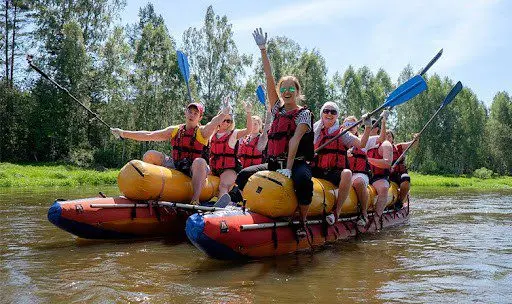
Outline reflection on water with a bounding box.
[0,186,511,303]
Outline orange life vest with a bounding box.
[348,147,370,175]
[171,125,207,162]
[209,131,239,172]
[391,144,407,175]
[238,134,264,168]
[367,142,390,180]
[314,127,348,170]
[267,106,314,161]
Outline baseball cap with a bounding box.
[187,102,204,115]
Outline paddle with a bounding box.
[26,55,116,131]
[371,49,444,129]
[391,81,463,170]
[315,74,427,153]
[177,50,192,102]
[256,84,265,105]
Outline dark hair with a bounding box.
[371,119,380,129]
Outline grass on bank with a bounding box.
[0,162,511,190]
[0,162,118,188]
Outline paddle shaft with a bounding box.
[27,57,115,130]
[391,103,443,169]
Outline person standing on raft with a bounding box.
[386,130,418,209]
[210,100,254,203]
[110,101,231,205]
[312,103,372,226]
[229,28,314,238]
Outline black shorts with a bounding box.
[390,172,410,184]
[312,167,341,185]
[211,164,242,177]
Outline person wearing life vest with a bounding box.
[237,109,271,168]
[210,100,254,198]
[386,130,419,208]
[312,102,372,226]
[110,101,231,205]
[364,111,393,226]
[343,115,372,226]
[229,28,314,238]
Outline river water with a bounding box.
[0,186,511,303]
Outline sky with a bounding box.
[119,0,512,107]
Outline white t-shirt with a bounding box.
[363,135,379,152]
[316,125,357,147]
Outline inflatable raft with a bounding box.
[186,200,409,260]
[47,196,223,240]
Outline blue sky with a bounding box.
[120,0,511,107]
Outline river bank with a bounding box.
[0,162,511,190]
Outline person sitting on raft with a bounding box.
[386,130,419,209]
[110,101,231,205]
[229,28,314,238]
[237,107,271,169]
[210,100,254,202]
[365,111,393,227]
[342,115,372,226]
[312,102,372,226]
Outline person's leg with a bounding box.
[142,150,165,166]
[190,158,209,204]
[291,161,313,223]
[333,169,352,218]
[372,178,390,225]
[218,169,236,198]
[352,173,369,220]
[229,163,268,203]
[398,173,411,203]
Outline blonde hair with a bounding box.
[252,115,263,133]
[276,75,305,102]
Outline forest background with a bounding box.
[1,1,511,177]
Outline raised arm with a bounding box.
[235,101,254,139]
[352,114,372,148]
[376,110,389,144]
[256,104,272,152]
[398,133,420,150]
[200,97,231,139]
[110,126,176,142]
[253,28,279,109]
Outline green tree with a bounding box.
[182,5,251,120]
[486,92,512,174]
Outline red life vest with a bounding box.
[209,131,239,172]
[171,125,207,162]
[391,144,407,175]
[267,106,314,161]
[238,134,263,168]
[348,147,370,175]
[367,142,390,179]
[314,127,348,170]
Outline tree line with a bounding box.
[1,1,511,175]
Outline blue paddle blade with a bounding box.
[177,50,190,83]
[384,75,427,108]
[256,85,265,105]
[442,81,463,107]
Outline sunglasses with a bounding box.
[343,121,356,127]
[323,109,338,115]
[279,86,296,93]
[223,119,232,123]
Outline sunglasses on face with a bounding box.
[223,119,232,123]
[279,86,296,93]
[323,109,338,115]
